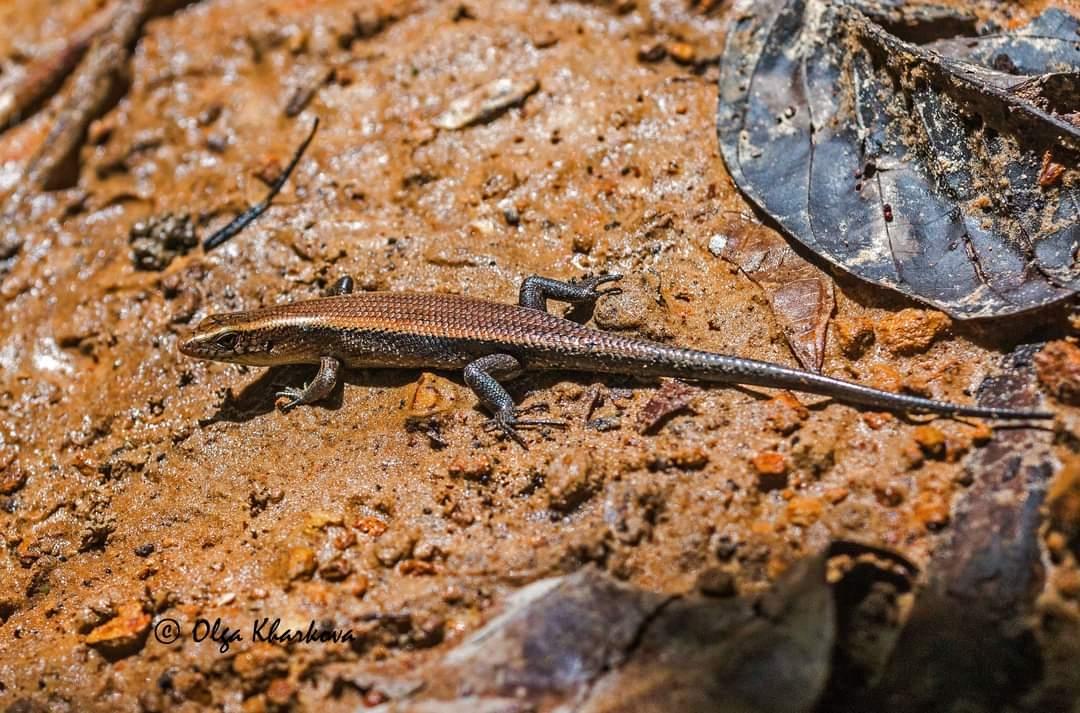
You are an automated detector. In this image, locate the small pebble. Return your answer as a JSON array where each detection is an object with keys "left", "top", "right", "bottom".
[
  {"left": 319, "top": 557, "right": 353, "bottom": 581},
  {"left": 447, "top": 455, "right": 492, "bottom": 482},
  {"left": 823, "top": 487, "right": 849, "bottom": 504},
  {"left": 637, "top": 42, "right": 666, "bottom": 63},
  {"left": 284, "top": 547, "right": 316, "bottom": 581},
  {"left": 666, "top": 41, "right": 696, "bottom": 64},
  {"left": 912, "top": 425, "right": 946, "bottom": 459},
  {"left": 765, "top": 392, "right": 808, "bottom": 435},
  {"left": 833, "top": 316, "right": 875, "bottom": 358},
  {"left": 752, "top": 452, "right": 789, "bottom": 490},
  {"left": 862, "top": 412, "right": 894, "bottom": 430},
  {"left": 786, "top": 496, "right": 823, "bottom": 527},
  {"left": 398, "top": 559, "right": 437, "bottom": 576},
  {"left": 874, "top": 479, "right": 906, "bottom": 507},
  {"left": 353, "top": 516, "right": 389, "bottom": 537},
  {"left": 85, "top": 602, "right": 150, "bottom": 654},
  {"left": 695, "top": 567, "right": 737, "bottom": 597},
  {"left": 1035, "top": 340, "right": 1080, "bottom": 406},
  {"left": 913, "top": 491, "right": 950, "bottom": 530}
]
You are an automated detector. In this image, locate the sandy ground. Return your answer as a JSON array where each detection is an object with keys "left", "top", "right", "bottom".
[{"left": 0, "top": 0, "right": 1077, "bottom": 710}]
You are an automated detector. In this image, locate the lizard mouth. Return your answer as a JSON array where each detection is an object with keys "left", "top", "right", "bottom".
[{"left": 178, "top": 335, "right": 209, "bottom": 358}]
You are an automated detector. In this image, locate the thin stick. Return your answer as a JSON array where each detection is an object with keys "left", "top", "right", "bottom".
[{"left": 203, "top": 117, "right": 320, "bottom": 251}]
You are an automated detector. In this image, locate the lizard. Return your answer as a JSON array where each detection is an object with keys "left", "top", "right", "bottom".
[{"left": 179, "top": 273, "right": 1053, "bottom": 445}]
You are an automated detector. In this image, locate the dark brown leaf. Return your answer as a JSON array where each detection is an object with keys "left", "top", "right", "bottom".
[
  {"left": 580, "top": 554, "right": 836, "bottom": 713},
  {"left": 718, "top": 1, "right": 1079, "bottom": 319},
  {"left": 354, "top": 551, "right": 865, "bottom": 713},
  {"left": 638, "top": 379, "right": 700, "bottom": 433}
]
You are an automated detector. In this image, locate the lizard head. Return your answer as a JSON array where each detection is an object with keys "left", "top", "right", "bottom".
[{"left": 180, "top": 312, "right": 285, "bottom": 366}]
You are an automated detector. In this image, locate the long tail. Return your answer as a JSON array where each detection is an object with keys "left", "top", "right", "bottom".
[{"left": 559, "top": 337, "right": 1053, "bottom": 420}]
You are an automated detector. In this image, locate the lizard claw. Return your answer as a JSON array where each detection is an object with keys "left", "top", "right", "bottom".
[
  {"left": 575, "top": 273, "right": 623, "bottom": 300},
  {"left": 276, "top": 386, "right": 308, "bottom": 412},
  {"left": 483, "top": 410, "right": 567, "bottom": 448}
]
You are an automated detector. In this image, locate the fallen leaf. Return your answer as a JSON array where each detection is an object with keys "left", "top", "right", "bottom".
[
  {"left": 712, "top": 214, "right": 834, "bottom": 371},
  {"left": 718, "top": 1, "right": 1079, "bottom": 319},
  {"left": 639, "top": 379, "right": 700, "bottom": 433},
  {"left": 356, "top": 543, "right": 911, "bottom": 712}
]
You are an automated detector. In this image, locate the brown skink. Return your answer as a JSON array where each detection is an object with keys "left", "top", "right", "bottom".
[{"left": 179, "top": 274, "right": 1052, "bottom": 444}]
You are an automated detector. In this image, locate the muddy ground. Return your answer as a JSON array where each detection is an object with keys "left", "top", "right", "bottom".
[{"left": 0, "top": 0, "right": 1078, "bottom": 711}]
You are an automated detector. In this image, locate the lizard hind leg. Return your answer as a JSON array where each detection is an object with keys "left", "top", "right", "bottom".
[
  {"left": 518, "top": 274, "right": 623, "bottom": 313},
  {"left": 463, "top": 353, "right": 565, "bottom": 448}
]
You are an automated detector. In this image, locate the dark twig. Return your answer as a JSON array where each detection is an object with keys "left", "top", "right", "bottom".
[{"left": 202, "top": 117, "right": 319, "bottom": 251}]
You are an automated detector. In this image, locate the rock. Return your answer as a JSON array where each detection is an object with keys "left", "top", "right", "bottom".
[
  {"left": 85, "top": 601, "right": 150, "bottom": 657},
  {"left": 867, "top": 363, "right": 904, "bottom": 393},
  {"left": 695, "top": 567, "right": 737, "bottom": 597},
  {"left": 913, "top": 491, "right": 950, "bottom": 530},
  {"left": 875, "top": 309, "right": 951, "bottom": 355},
  {"left": 823, "top": 487, "right": 849, "bottom": 504},
  {"left": 665, "top": 41, "right": 696, "bottom": 64},
  {"left": 447, "top": 454, "right": 493, "bottom": 482},
  {"left": 786, "top": 497, "right": 823, "bottom": 527},
  {"left": 874, "top": 478, "right": 907, "bottom": 507},
  {"left": 861, "top": 412, "right": 894, "bottom": 430},
  {"left": 352, "top": 574, "right": 370, "bottom": 598},
  {"left": 912, "top": 425, "right": 946, "bottom": 459},
  {"left": 752, "top": 452, "right": 789, "bottom": 491},
  {"left": 302, "top": 511, "right": 344, "bottom": 537},
  {"left": 545, "top": 450, "right": 597, "bottom": 512},
  {"left": 0, "top": 469, "right": 27, "bottom": 495},
  {"left": 399, "top": 559, "right": 437, "bottom": 576},
  {"left": 637, "top": 42, "right": 666, "bottom": 63},
  {"left": 1034, "top": 340, "right": 1080, "bottom": 406},
  {"left": 648, "top": 444, "right": 709, "bottom": 471},
  {"left": 833, "top": 316, "right": 875, "bottom": 358},
  {"left": 265, "top": 678, "right": 296, "bottom": 706},
  {"left": 766, "top": 392, "right": 808, "bottom": 435},
  {"left": 319, "top": 557, "right": 353, "bottom": 581},
  {"left": 284, "top": 547, "right": 316, "bottom": 581},
  {"left": 1046, "top": 456, "right": 1080, "bottom": 557},
  {"left": 232, "top": 643, "right": 288, "bottom": 682},
  {"left": 353, "top": 516, "right": 389, "bottom": 538}
]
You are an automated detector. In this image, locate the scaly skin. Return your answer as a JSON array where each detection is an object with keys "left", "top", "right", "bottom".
[{"left": 180, "top": 275, "right": 1052, "bottom": 445}]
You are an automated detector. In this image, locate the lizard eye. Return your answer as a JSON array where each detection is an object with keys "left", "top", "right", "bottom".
[{"left": 214, "top": 332, "right": 239, "bottom": 350}]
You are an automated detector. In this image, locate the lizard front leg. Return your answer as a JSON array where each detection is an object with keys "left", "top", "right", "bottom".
[
  {"left": 276, "top": 275, "right": 353, "bottom": 410},
  {"left": 277, "top": 356, "right": 340, "bottom": 411}
]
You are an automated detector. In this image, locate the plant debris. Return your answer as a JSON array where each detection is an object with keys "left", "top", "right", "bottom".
[
  {"left": 718, "top": 1, "right": 1079, "bottom": 319},
  {"left": 361, "top": 547, "right": 861, "bottom": 712},
  {"left": 638, "top": 379, "right": 699, "bottom": 432},
  {"left": 433, "top": 77, "right": 539, "bottom": 130},
  {"left": 711, "top": 214, "right": 834, "bottom": 371}
]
